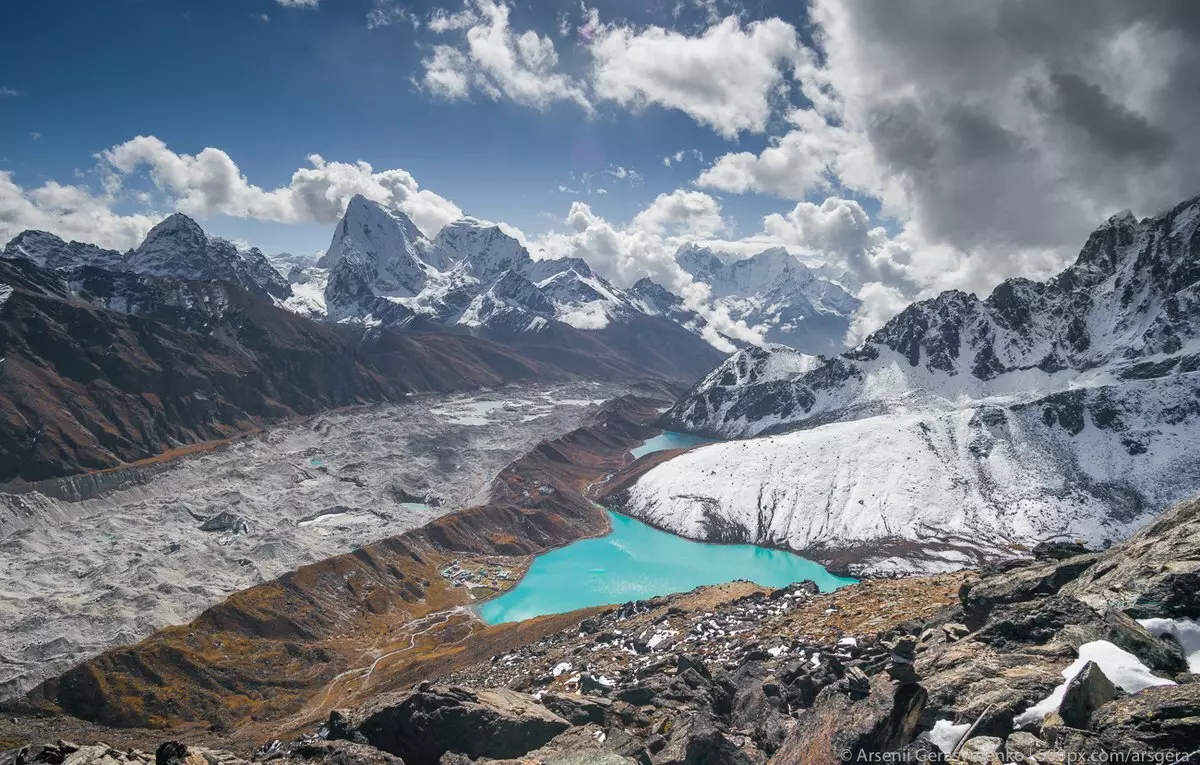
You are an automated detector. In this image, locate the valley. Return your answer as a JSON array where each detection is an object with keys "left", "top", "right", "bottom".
[
  {"left": 1, "top": 122, "right": 1198, "bottom": 765},
  {"left": 0, "top": 382, "right": 635, "bottom": 701}
]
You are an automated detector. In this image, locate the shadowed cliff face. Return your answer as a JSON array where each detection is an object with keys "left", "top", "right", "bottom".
[{"left": 15, "top": 396, "right": 665, "bottom": 737}]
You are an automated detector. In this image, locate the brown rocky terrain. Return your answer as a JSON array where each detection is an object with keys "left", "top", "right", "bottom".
[
  {"left": 6, "top": 494, "right": 1197, "bottom": 764},
  {"left": 4, "top": 395, "right": 667, "bottom": 743}
]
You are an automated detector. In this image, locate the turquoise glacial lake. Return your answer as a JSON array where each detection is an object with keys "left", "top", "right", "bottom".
[
  {"left": 479, "top": 511, "right": 857, "bottom": 624},
  {"left": 630, "top": 430, "right": 715, "bottom": 459}
]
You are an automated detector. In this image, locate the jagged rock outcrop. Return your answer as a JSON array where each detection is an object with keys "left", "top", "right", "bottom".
[{"left": 349, "top": 685, "right": 570, "bottom": 765}]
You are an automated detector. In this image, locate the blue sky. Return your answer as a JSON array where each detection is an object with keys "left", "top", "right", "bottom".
[
  {"left": 3, "top": 0, "right": 1195, "bottom": 335},
  {"left": 0, "top": 0, "right": 825, "bottom": 256}
]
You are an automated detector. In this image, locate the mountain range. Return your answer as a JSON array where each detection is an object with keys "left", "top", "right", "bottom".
[
  {"left": 0, "top": 202, "right": 736, "bottom": 484},
  {"left": 612, "top": 196, "right": 1200, "bottom": 576}
]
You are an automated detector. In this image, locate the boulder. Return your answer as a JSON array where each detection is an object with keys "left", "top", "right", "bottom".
[
  {"left": 476, "top": 725, "right": 639, "bottom": 765},
  {"left": 354, "top": 685, "right": 571, "bottom": 765},
  {"left": 770, "top": 674, "right": 926, "bottom": 765},
  {"left": 278, "top": 741, "right": 405, "bottom": 764},
  {"left": 960, "top": 554, "right": 1101, "bottom": 628},
  {"left": 654, "top": 711, "right": 762, "bottom": 765},
  {"left": 539, "top": 692, "right": 612, "bottom": 726},
  {"left": 198, "top": 511, "right": 250, "bottom": 534},
  {"left": 917, "top": 642, "right": 1066, "bottom": 737},
  {"left": 1057, "top": 661, "right": 1116, "bottom": 729},
  {"left": 954, "top": 736, "right": 1003, "bottom": 765},
  {"left": 1064, "top": 497, "right": 1200, "bottom": 618},
  {"left": 1004, "top": 731, "right": 1047, "bottom": 759},
  {"left": 1090, "top": 682, "right": 1200, "bottom": 753},
  {"left": 1032, "top": 541, "right": 1092, "bottom": 561}
]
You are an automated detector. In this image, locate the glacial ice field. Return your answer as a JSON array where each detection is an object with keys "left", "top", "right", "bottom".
[{"left": 0, "top": 382, "right": 626, "bottom": 699}]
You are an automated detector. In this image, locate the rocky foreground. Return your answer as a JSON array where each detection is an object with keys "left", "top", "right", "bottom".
[{"left": 5, "top": 495, "right": 1198, "bottom": 764}]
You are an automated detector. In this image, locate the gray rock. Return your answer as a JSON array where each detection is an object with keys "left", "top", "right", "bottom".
[
  {"left": 772, "top": 674, "right": 926, "bottom": 765},
  {"left": 1058, "top": 661, "right": 1116, "bottom": 729},
  {"left": 1064, "top": 497, "right": 1200, "bottom": 619},
  {"left": 1090, "top": 682, "right": 1200, "bottom": 754},
  {"left": 199, "top": 510, "right": 250, "bottom": 534},
  {"left": 955, "top": 736, "right": 1003, "bottom": 765},
  {"left": 960, "top": 554, "right": 1101, "bottom": 628},
  {"left": 1004, "top": 731, "right": 1047, "bottom": 759},
  {"left": 354, "top": 685, "right": 570, "bottom": 764},
  {"left": 539, "top": 692, "right": 612, "bottom": 726},
  {"left": 652, "top": 711, "right": 761, "bottom": 765}
]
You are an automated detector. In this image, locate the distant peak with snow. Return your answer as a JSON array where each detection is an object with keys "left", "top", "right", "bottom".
[{"left": 674, "top": 244, "right": 861, "bottom": 356}]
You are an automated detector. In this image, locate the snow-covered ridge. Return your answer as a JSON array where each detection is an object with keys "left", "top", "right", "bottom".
[
  {"left": 622, "top": 195, "right": 1200, "bottom": 576},
  {"left": 317, "top": 194, "right": 680, "bottom": 336},
  {"left": 2, "top": 215, "right": 292, "bottom": 302},
  {"left": 667, "top": 195, "right": 1200, "bottom": 438},
  {"left": 675, "top": 244, "right": 861, "bottom": 356}
]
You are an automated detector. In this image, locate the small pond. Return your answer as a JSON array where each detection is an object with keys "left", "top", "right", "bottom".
[{"left": 629, "top": 431, "right": 715, "bottom": 459}]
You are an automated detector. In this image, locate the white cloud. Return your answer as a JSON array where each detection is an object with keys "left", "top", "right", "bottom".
[
  {"left": 99, "top": 136, "right": 463, "bottom": 237},
  {"left": 368, "top": 0, "right": 422, "bottom": 30},
  {"left": 697, "top": 108, "right": 855, "bottom": 198},
  {"left": 423, "top": 47, "right": 473, "bottom": 99},
  {"left": 663, "top": 149, "right": 704, "bottom": 167},
  {"left": 427, "top": 6, "right": 477, "bottom": 32},
  {"left": 0, "top": 87, "right": 19, "bottom": 98},
  {"left": 0, "top": 136, "right": 468, "bottom": 250},
  {"left": 420, "top": 0, "right": 590, "bottom": 111},
  {"left": 274, "top": 0, "right": 317, "bottom": 7},
  {"left": 588, "top": 15, "right": 801, "bottom": 138},
  {"left": 697, "top": 0, "right": 1200, "bottom": 307},
  {"left": 0, "top": 171, "right": 158, "bottom": 251},
  {"left": 532, "top": 192, "right": 765, "bottom": 351},
  {"left": 632, "top": 189, "right": 724, "bottom": 237}
]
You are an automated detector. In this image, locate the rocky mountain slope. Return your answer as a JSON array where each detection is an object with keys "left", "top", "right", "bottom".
[
  {"left": 676, "top": 244, "right": 861, "bottom": 355},
  {"left": 622, "top": 196, "right": 1200, "bottom": 575},
  {"left": 0, "top": 251, "right": 573, "bottom": 484},
  {"left": 0, "top": 208, "right": 725, "bottom": 483},
  {"left": 8, "top": 495, "right": 1197, "bottom": 764}
]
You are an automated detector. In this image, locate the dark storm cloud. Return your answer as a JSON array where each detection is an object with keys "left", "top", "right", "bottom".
[
  {"left": 1040, "top": 72, "right": 1173, "bottom": 163},
  {"left": 811, "top": 0, "right": 1200, "bottom": 275}
]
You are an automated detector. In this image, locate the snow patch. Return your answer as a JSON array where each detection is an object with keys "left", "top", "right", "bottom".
[
  {"left": 1012, "top": 640, "right": 1175, "bottom": 727},
  {"left": 1138, "top": 617, "right": 1200, "bottom": 673},
  {"left": 926, "top": 720, "right": 970, "bottom": 755}
]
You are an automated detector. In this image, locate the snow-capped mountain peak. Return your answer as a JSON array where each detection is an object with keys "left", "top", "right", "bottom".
[
  {"left": 3, "top": 216, "right": 291, "bottom": 301},
  {"left": 429, "top": 218, "right": 532, "bottom": 280},
  {"left": 2, "top": 230, "right": 127, "bottom": 272},
  {"left": 674, "top": 244, "right": 861, "bottom": 355},
  {"left": 322, "top": 195, "right": 433, "bottom": 321}
]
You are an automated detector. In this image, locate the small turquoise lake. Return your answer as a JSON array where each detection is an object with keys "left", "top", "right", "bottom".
[
  {"left": 630, "top": 430, "right": 714, "bottom": 459},
  {"left": 479, "top": 511, "right": 857, "bottom": 625}
]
